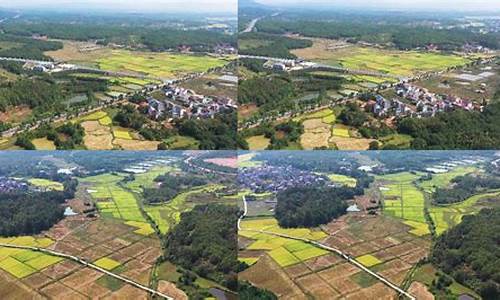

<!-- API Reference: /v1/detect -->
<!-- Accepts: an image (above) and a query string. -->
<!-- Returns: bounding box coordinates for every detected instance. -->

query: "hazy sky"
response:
[0,0,237,13]
[256,0,500,12]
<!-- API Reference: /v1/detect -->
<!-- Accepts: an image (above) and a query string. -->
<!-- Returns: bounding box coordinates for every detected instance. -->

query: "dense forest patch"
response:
[431,208,500,299]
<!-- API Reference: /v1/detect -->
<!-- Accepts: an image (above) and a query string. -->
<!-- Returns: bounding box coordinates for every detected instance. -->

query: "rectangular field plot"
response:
[94,257,121,271]
[377,172,429,236]
[356,254,382,267]
[240,218,329,267]
[0,257,37,278]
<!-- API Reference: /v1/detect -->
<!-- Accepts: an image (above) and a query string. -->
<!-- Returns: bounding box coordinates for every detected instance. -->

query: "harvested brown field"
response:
[113,139,160,150]
[330,136,375,150]
[296,273,341,298]
[158,281,188,300]
[345,282,396,299]
[291,38,353,61]
[239,255,307,299]
[0,105,32,123]
[238,103,259,119]
[300,118,331,149]
[408,281,434,300]
[204,157,238,168]
[45,40,109,66]
[82,121,114,150]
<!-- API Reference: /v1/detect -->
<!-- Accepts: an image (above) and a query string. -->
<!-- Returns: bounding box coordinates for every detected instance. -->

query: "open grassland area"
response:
[292,39,470,77]
[0,237,62,279]
[377,172,430,236]
[240,214,431,299]
[27,178,64,191]
[429,191,500,235]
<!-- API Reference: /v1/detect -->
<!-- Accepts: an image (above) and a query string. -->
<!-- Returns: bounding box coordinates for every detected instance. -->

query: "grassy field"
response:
[239,217,329,267]
[292,108,334,122]
[0,237,62,279]
[27,178,64,191]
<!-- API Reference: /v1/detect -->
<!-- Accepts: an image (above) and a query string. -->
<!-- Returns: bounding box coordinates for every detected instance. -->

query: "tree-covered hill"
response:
[431,208,500,299]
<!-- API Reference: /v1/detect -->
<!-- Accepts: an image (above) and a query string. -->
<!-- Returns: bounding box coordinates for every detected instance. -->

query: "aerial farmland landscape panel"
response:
[0,0,238,150]
[0,0,500,299]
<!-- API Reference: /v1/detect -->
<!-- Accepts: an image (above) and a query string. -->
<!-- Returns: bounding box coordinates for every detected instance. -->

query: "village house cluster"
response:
[0,177,28,193]
[238,165,332,194]
[367,83,482,118]
[22,61,78,73]
[147,85,236,121]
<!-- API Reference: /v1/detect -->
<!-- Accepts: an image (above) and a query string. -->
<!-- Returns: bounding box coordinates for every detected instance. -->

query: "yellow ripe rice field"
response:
[27,178,64,191]
[356,254,382,267]
[239,218,329,267]
[326,174,357,187]
[94,257,121,271]
[0,237,62,279]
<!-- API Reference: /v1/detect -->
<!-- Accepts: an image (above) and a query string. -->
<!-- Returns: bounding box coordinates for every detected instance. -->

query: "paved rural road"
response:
[241,17,262,33]
[0,243,174,300]
[239,196,416,300]
[238,54,400,79]
[0,56,163,81]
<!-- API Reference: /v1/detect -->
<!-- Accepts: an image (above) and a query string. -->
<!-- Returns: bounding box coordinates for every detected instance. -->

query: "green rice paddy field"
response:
[378,166,497,236]
[317,46,470,77]
[239,218,329,267]
[97,50,229,79]
[377,172,430,236]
